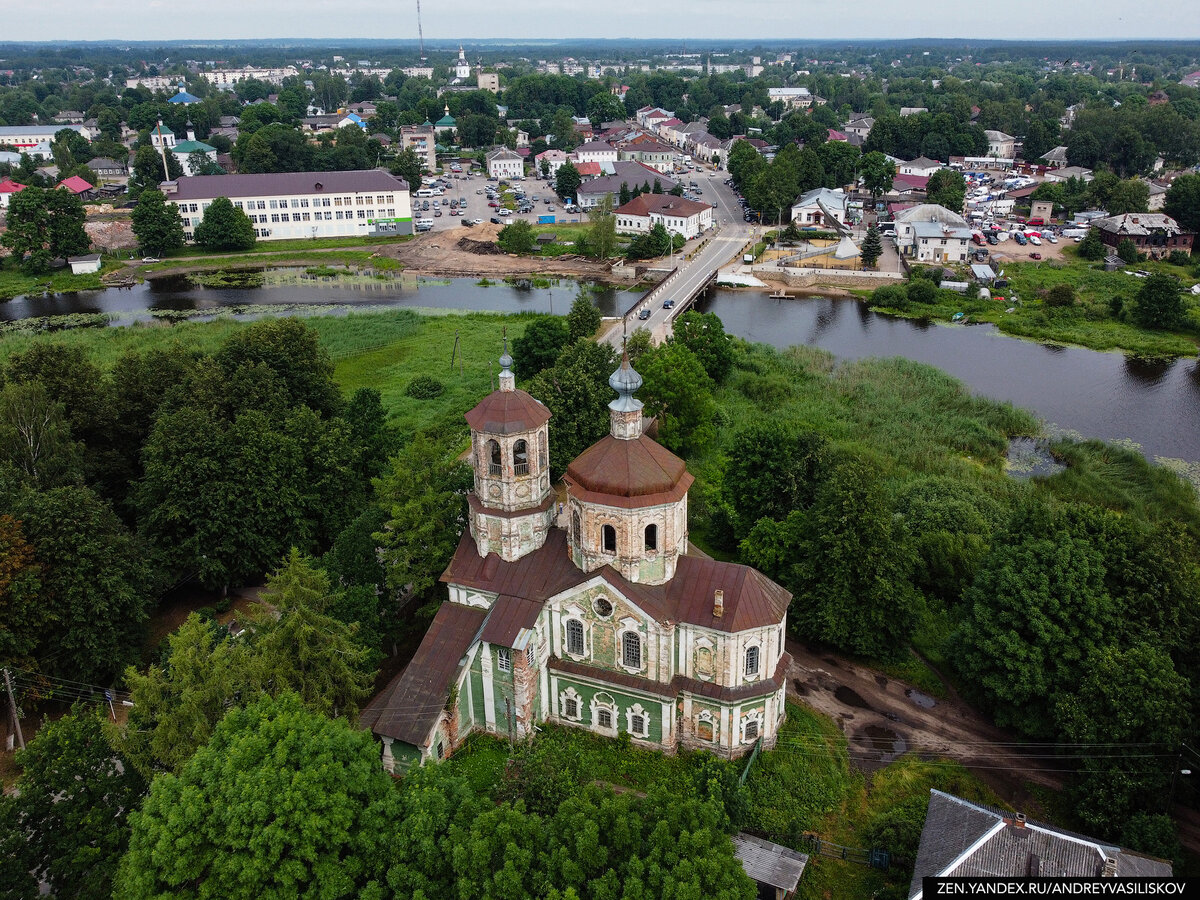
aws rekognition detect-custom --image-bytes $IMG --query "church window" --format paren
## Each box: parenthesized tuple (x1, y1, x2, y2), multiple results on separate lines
(488, 440, 502, 476)
(566, 619, 584, 656)
(572, 510, 581, 544)
(745, 646, 760, 677)
(696, 645, 713, 678)
(436, 741, 444, 758)
(622, 631, 641, 669)
(539, 431, 547, 470)
(514, 439, 529, 475)
(497, 647, 511, 672)
(644, 523, 657, 551)
(592, 597, 613, 618)
(697, 716, 714, 742)
(745, 718, 759, 741)
(631, 713, 646, 735)
(565, 696, 578, 718)
(602, 524, 617, 553)
(597, 708, 612, 729)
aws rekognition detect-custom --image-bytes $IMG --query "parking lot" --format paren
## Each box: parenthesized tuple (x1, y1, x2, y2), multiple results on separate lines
(414, 170, 587, 233)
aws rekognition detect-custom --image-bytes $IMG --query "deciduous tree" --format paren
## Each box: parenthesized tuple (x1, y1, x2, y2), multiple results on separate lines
(192, 195, 255, 251)
(130, 188, 185, 257)
(512, 315, 570, 379)
(637, 343, 716, 455)
(1131, 273, 1185, 330)
(566, 291, 603, 341)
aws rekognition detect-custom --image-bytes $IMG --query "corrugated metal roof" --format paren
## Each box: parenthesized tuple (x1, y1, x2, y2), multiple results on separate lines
(464, 388, 550, 435)
(733, 833, 809, 891)
(441, 529, 790, 634)
(479, 594, 542, 647)
(165, 169, 409, 201)
(360, 602, 486, 746)
(909, 790, 1172, 899)
(564, 433, 691, 501)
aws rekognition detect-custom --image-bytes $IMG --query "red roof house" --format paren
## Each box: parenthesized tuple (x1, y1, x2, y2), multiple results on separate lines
(57, 175, 95, 195)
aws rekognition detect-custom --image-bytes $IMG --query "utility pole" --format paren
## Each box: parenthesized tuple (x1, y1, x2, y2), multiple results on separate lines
(3, 667, 25, 751)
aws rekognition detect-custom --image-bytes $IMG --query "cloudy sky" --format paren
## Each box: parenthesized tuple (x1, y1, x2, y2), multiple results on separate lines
(10, 0, 1194, 42)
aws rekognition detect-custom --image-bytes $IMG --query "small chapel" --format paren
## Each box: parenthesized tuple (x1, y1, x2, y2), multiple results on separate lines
(361, 343, 792, 771)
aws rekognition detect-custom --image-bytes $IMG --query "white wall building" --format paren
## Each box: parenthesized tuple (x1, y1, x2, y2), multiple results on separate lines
(910, 221, 973, 263)
(790, 187, 848, 228)
(573, 140, 618, 166)
(0, 124, 91, 153)
(486, 148, 524, 180)
(163, 170, 412, 241)
(984, 130, 1016, 159)
(614, 195, 714, 240)
(454, 46, 472, 81)
(206, 66, 299, 89)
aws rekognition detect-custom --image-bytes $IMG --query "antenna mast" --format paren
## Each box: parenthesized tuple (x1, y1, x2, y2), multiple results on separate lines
(416, 0, 426, 61)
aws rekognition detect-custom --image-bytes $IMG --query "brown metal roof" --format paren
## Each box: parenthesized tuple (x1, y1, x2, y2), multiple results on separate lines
(165, 169, 409, 201)
(479, 594, 542, 647)
(564, 433, 693, 505)
(441, 528, 790, 634)
(361, 602, 485, 746)
(464, 388, 551, 435)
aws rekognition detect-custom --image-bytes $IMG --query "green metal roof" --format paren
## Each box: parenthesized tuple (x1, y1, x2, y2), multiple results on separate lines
(173, 139, 216, 153)
(435, 114, 456, 127)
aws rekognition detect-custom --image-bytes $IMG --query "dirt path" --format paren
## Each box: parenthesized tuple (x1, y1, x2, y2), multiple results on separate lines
(379, 224, 624, 280)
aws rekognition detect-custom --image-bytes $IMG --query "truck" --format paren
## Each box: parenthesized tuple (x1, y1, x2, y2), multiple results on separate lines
(538, 214, 555, 225)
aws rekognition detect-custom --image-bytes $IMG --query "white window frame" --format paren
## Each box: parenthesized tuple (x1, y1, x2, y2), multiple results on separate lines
(560, 687, 583, 722)
(744, 642, 761, 679)
(619, 628, 642, 671)
(742, 709, 764, 744)
(627, 703, 649, 738)
(696, 709, 718, 743)
(497, 646, 511, 673)
(591, 693, 618, 736)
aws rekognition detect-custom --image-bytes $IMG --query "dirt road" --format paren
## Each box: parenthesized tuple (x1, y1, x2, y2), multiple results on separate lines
(379, 223, 623, 280)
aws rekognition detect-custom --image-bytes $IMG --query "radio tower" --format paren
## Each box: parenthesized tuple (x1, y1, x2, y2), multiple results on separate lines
(416, 0, 426, 61)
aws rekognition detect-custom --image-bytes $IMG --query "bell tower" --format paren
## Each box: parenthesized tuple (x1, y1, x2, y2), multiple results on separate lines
(464, 340, 554, 561)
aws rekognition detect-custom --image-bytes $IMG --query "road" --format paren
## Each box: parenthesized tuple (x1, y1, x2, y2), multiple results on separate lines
(603, 166, 756, 347)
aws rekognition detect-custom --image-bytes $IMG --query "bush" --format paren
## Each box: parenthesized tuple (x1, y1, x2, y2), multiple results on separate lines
(1116, 238, 1140, 264)
(1044, 284, 1077, 307)
(404, 375, 445, 399)
(1167, 250, 1192, 267)
(1078, 230, 1106, 261)
(872, 283, 909, 310)
(906, 279, 938, 305)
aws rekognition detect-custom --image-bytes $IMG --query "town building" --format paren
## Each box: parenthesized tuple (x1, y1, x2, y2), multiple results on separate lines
(169, 89, 202, 105)
(398, 124, 437, 174)
(434, 106, 457, 136)
(767, 87, 817, 109)
(1044, 165, 1094, 184)
(910, 221, 973, 263)
(573, 140, 619, 166)
(477, 72, 500, 92)
(535, 149, 568, 179)
(161, 170, 412, 241)
(908, 790, 1171, 899)
(88, 157, 128, 180)
(57, 175, 96, 200)
(361, 346, 792, 770)
(614, 194, 714, 240)
(206, 65, 299, 89)
(486, 147, 524, 180)
(890, 204, 971, 261)
(576, 163, 678, 209)
(844, 115, 875, 139)
(899, 157, 942, 178)
(616, 135, 677, 174)
(1092, 213, 1194, 259)
(0, 124, 91, 153)
(0, 177, 25, 209)
(172, 123, 219, 175)
(984, 130, 1016, 159)
(125, 74, 175, 91)
(790, 187, 848, 228)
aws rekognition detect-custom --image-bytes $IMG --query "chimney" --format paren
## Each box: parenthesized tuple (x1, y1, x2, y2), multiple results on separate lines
(1014, 812, 1027, 828)
(1102, 857, 1118, 878)
(713, 589, 724, 618)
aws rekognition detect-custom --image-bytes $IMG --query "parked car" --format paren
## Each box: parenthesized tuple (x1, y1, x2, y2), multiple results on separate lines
(490, 216, 501, 224)
(1028, 235, 1041, 245)
(1046, 234, 1058, 244)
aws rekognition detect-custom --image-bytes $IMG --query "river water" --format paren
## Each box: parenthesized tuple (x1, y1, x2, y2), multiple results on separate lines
(6, 273, 1199, 463)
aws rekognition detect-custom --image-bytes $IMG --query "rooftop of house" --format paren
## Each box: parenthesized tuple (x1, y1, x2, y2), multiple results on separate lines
(905, 156, 942, 169)
(912, 221, 974, 240)
(1094, 212, 1189, 237)
(792, 186, 847, 210)
(908, 790, 1172, 899)
(173, 139, 217, 154)
(57, 175, 94, 193)
(163, 169, 409, 202)
(613, 194, 710, 218)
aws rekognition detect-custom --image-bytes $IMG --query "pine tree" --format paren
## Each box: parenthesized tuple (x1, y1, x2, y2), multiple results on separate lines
(618, 181, 631, 205)
(859, 224, 883, 269)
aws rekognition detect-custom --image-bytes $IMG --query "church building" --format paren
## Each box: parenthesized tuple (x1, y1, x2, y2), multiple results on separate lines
(362, 344, 792, 771)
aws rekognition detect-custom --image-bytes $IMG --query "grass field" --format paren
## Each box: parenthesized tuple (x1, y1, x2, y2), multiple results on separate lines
(0, 258, 126, 301)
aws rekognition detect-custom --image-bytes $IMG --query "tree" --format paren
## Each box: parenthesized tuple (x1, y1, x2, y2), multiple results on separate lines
(670, 310, 733, 383)
(926, 168, 967, 214)
(587, 193, 617, 259)
(618, 181, 632, 206)
(627, 221, 673, 259)
(498, 219, 536, 254)
(131, 143, 181, 188)
(374, 436, 472, 620)
(1116, 237, 1140, 264)
(115, 694, 399, 899)
(0, 382, 82, 489)
(1, 185, 91, 272)
(1163, 173, 1200, 234)
(512, 316, 570, 380)
(859, 150, 895, 202)
(216, 317, 342, 418)
(2, 706, 147, 900)
(787, 458, 918, 659)
(130, 188, 185, 257)
(1107, 179, 1150, 216)
(0, 482, 148, 683)
(566, 291, 603, 342)
(872, 283, 909, 310)
(637, 343, 716, 455)
(388, 146, 424, 188)
(554, 159, 581, 201)
(527, 340, 618, 475)
(185, 151, 223, 176)
(724, 423, 827, 530)
(1078, 228, 1106, 260)
(859, 223, 883, 268)
(1131, 273, 1185, 330)
(192, 195, 256, 251)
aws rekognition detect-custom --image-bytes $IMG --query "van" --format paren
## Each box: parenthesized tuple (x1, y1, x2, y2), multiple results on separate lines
(414, 188, 434, 198)
(1027, 217, 1045, 227)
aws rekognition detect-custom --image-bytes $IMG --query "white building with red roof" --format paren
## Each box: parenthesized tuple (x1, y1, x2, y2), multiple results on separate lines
(0, 177, 25, 209)
(614, 194, 714, 240)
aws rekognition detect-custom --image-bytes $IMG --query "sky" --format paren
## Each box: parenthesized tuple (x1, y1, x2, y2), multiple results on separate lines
(8, 0, 1198, 43)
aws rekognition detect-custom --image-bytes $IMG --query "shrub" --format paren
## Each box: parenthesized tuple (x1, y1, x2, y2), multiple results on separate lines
(1167, 250, 1192, 267)
(404, 375, 445, 399)
(1044, 284, 1076, 307)
(872, 283, 909, 309)
(1116, 238, 1139, 264)
(906, 279, 938, 305)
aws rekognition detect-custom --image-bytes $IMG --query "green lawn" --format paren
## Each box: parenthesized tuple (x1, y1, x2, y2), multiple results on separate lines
(159, 233, 410, 258)
(0, 258, 126, 302)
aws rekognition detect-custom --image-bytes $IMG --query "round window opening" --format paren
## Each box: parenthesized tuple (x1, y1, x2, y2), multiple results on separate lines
(593, 597, 613, 618)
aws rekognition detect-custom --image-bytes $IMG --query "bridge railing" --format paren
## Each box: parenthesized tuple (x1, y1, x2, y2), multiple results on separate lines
(623, 265, 679, 322)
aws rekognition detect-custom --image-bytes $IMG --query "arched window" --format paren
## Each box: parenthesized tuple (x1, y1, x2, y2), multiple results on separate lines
(572, 509, 581, 544)
(487, 439, 502, 476)
(697, 715, 715, 742)
(622, 631, 641, 668)
(566, 619, 584, 656)
(696, 645, 713, 678)
(644, 523, 657, 551)
(745, 718, 759, 741)
(513, 439, 529, 475)
(602, 524, 617, 553)
(745, 645, 760, 677)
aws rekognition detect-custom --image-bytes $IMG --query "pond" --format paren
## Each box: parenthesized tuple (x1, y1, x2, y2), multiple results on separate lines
(695, 290, 1200, 464)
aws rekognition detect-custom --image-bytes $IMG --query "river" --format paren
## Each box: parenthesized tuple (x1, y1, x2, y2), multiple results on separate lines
(6, 273, 1199, 463)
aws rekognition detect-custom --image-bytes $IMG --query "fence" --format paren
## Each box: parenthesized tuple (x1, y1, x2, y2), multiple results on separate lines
(800, 833, 891, 870)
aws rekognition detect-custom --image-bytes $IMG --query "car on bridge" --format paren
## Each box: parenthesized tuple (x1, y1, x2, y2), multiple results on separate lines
(663, 299, 675, 309)
(637, 308, 651, 320)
